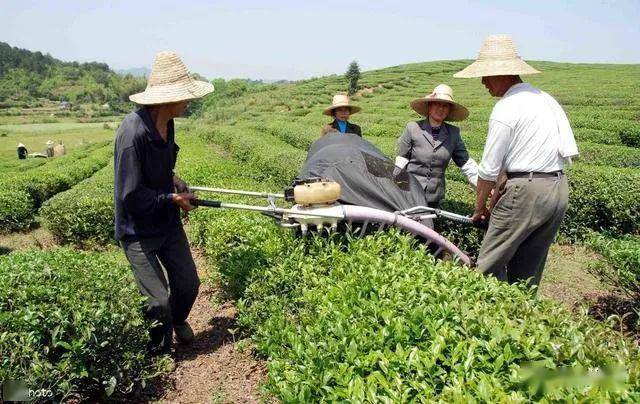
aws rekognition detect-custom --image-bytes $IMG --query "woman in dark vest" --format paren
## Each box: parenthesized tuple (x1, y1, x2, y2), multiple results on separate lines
(321, 94, 362, 136)
(395, 84, 478, 207)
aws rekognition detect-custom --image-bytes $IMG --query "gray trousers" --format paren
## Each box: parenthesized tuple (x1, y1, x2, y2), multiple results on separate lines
(121, 226, 200, 351)
(476, 175, 568, 287)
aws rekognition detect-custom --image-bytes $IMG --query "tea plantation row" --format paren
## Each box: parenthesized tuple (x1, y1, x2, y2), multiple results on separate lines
(15, 61, 640, 244)
(0, 249, 169, 400)
(38, 116, 639, 253)
(0, 141, 112, 232)
(174, 139, 640, 401)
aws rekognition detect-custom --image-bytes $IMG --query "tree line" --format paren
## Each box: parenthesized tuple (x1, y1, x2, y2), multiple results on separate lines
(0, 41, 146, 111)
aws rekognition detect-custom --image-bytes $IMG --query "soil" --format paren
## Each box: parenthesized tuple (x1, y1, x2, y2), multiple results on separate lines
(539, 244, 605, 309)
(0, 225, 56, 254)
(141, 249, 267, 404)
(356, 87, 375, 96)
(584, 292, 639, 341)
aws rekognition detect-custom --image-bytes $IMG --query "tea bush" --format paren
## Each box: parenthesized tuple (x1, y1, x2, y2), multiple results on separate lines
(578, 142, 640, 168)
(0, 249, 167, 401)
(196, 124, 304, 184)
(41, 165, 115, 246)
(40, 132, 284, 246)
(231, 232, 640, 402)
(620, 126, 640, 148)
(562, 164, 640, 240)
(0, 189, 32, 231)
(0, 141, 113, 232)
(586, 233, 640, 325)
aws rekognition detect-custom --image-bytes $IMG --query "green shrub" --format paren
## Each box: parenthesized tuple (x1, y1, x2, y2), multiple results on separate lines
(562, 165, 640, 240)
(0, 189, 33, 232)
(586, 233, 640, 326)
(190, 208, 292, 299)
(196, 124, 304, 184)
(619, 124, 640, 148)
(0, 249, 168, 401)
(578, 142, 640, 168)
(439, 180, 483, 254)
(1, 141, 111, 203)
(253, 119, 318, 150)
(0, 142, 113, 232)
(232, 232, 640, 402)
(41, 165, 115, 246)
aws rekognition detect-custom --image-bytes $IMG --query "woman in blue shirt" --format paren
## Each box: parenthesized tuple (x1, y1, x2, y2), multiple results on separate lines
(322, 94, 362, 136)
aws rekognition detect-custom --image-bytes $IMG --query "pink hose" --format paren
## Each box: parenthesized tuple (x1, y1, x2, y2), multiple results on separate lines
(342, 205, 471, 266)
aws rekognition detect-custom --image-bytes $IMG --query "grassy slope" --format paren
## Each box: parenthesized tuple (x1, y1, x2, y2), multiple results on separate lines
(191, 61, 640, 191)
(189, 61, 640, 240)
(196, 60, 640, 155)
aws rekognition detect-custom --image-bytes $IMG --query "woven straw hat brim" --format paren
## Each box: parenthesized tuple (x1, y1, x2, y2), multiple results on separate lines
(410, 98, 469, 122)
(454, 59, 540, 78)
(129, 80, 214, 105)
(323, 103, 362, 116)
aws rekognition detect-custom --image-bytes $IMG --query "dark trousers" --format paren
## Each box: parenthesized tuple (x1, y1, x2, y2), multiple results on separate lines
(121, 226, 200, 351)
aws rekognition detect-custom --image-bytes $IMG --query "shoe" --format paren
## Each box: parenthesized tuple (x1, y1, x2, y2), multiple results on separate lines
(173, 322, 195, 344)
(148, 328, 173, 356)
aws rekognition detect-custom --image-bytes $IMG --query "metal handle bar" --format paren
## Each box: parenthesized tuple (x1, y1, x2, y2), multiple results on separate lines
(191, 199, 344, 219)
(190, 186, 285, 199)
(434, 209, 473, 225)
(191, 199, 221, 208)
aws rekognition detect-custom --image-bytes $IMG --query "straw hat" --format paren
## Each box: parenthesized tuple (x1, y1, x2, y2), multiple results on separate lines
(323, 94, 361, 116)
(454, 35, 540, 78)
(129, 51, 214, 105)
(410, 84, 469, 121)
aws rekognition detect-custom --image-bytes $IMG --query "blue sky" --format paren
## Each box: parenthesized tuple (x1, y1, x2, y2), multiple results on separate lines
(2, 0, 639, 80)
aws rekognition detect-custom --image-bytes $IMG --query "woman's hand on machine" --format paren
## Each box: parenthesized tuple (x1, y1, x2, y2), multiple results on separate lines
(172, 192, 197, 212)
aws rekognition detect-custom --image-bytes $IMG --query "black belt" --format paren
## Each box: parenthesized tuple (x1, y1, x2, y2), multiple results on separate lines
(506, 170, 564, 179)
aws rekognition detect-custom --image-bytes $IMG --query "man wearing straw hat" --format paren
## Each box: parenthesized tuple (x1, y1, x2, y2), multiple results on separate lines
(455, 35, 578, 287)
(114, 51, 214, 354)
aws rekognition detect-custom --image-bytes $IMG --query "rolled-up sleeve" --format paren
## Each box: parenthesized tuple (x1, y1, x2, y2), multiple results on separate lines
(478, 119, 511, 182)
(114, 145, 173, 218)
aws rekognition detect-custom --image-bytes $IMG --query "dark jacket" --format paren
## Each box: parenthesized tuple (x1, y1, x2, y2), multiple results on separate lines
(397, 119, 470, 204)
(330, 119, 362, 136)
(113, 108, 180, 241)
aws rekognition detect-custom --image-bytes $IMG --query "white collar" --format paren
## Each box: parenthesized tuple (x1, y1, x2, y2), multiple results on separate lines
(503, 82, 532, 98)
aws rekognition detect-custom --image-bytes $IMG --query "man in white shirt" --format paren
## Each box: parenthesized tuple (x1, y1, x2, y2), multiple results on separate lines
(454, 35, 579, 286)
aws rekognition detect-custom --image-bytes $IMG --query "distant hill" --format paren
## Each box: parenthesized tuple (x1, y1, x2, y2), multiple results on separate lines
(0, 41, 146, 112)
(116, 67, 151, 78)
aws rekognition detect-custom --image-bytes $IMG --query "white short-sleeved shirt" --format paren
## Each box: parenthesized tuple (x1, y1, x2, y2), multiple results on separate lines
(478, 83, 575, 182)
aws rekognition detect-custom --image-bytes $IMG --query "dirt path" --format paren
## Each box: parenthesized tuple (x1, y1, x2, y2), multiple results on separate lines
(148, 250, 267, 404)
(0, 226, 56, 254)
(539, 243, 605, 309)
